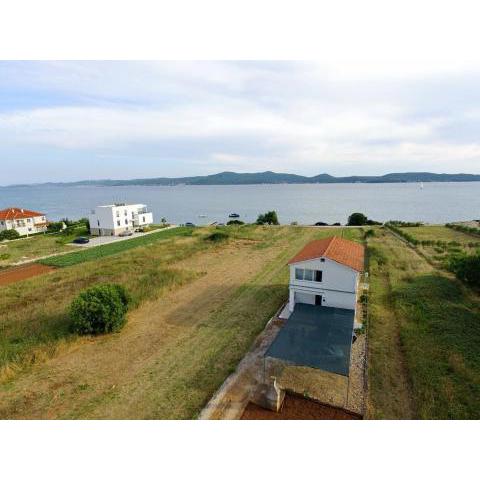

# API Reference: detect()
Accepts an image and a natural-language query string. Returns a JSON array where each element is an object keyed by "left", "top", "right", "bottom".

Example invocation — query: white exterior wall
[
  {"left": 289, "top": 257, "right": 360, "bottom": 311},
  {"left": 0, "top": 215, "right": 47, "bottom": 235},
  {"left": 89, "top": 204, "right": 153, "bottom": 236}
]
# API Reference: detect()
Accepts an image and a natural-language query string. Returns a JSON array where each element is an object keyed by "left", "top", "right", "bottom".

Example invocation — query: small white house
[
  {"left": 0, "top": 207, "right": 48, "bottom": 236},
  {"left": 88, "top": 203, "right": 153, "bottom": 236},
  {"left": 288, "top": 236, "right": 364, "bottom": 312}
]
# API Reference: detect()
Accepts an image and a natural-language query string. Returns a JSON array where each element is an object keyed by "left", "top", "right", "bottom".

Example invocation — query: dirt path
[
  {"left": 0, "top": 263, "right": 55, "bottom": 286},
  {"left": 0, "top": 228, "right": 318, "bottom": 419}
]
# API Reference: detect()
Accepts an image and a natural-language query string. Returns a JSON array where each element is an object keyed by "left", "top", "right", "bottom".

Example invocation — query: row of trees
[{"left": 445, "top": 223, "right": 480, "bottom": 237}]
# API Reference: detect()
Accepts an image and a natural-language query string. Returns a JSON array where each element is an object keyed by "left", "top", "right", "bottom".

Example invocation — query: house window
[
  {"left": 27, "top": 218, "right": 31, "bottom": 223},
  {"left": 124, "top": 210, "right": 127, "bottom": 216},
  {"left": 125, "top": 219, "right": 128, "bottom": 225},
  {"left": 97, "top": 220, "right": 100, "bottom": 227},
  {"left": 117, "top": 220, "right": 121, "bottom": 226},
  {"left": 142, "top": 216, "right": 145, "bottom": 222},
  {"left": 116, "top": 211, "right": 120, "bottom": 217},
  {"left": 304, "top": 269, "right": 313, "bottom": 281},
  {"left": 295, "top": 268, "right": 321, "bottom": 282}
]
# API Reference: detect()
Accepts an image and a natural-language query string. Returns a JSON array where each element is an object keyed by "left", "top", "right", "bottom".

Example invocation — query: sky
[{"left": 1, "top": 60, "right": 480, "bottom": 185}]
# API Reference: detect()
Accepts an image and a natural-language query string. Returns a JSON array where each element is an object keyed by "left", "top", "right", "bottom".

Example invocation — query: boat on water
[{"left": 228, "top": 213, "right": 240, "bottom": 218}]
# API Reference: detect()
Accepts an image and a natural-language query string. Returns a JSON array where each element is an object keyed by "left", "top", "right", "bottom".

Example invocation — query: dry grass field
[{"left": 0, "top": 225, "right": 363, "bottom": 419}]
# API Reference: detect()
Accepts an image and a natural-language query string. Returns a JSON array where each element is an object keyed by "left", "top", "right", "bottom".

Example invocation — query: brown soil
[
  {"left": 241, "top": 394, "right": 362, "bottom": 420},
  {"left": 0, "top": 263, "right": 55, "bottom": 286}
]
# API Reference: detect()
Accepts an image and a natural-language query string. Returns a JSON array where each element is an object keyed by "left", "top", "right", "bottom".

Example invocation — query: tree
[
  {"left": 256, "top": 210, "right": 279, "bottom": 225},
  {"left": 227, "top": 219, "right": 244, "bottom": 225},
  {"left": 70, "top": 283, "right": 130, "bottom": 335},
  {"left": 161, "top": 217, "right": 167, "bottom": 224},
  {"left": 347, "top": 212, "right": 368, "bottom": 226}
]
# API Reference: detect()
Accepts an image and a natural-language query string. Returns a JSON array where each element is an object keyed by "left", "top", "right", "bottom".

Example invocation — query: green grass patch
[
  {"left": 40, "top": 227, "right": 194, "bottom": 267},
  {"left": 395, "top": 275, "right": 480, "bottom": 419}
]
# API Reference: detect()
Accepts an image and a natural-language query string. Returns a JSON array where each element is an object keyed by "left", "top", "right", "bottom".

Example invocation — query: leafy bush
[
  {"left": 0, "top": 229, "right": 20, "bottom": 241},
  {"left": 47, "top": 221, "right": 65, "bottom": 233},
  {"left": 226, "top": 219, "right": 244, "bottom": 225},
  {"left": 388, "top": 220, "right": 424, "bottom": 227},
  {"left": 256, "top": 210, "right": 279, "bottom": 225},
  {"left": 205, "top": 231, "right": 230, "bottom": 242},
  {"left": 70, "top": 283, "right": 130, "bottom": 335},
  {"left": 0, "top": 252, "right": 11, "bottom": 260},
  {"left": 364, "top": 229, "right": 375, "bottom": 239},
  {"left": 447, "top": 253, "right": 480, "bottom": 287}
]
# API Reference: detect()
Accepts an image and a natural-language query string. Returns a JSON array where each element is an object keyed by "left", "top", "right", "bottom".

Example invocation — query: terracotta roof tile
[
  {"left": 288, "top": 236, "right": 364, "bottom": 271},
  {"left": 0, "top": 207, "right": 46, "bottom": 221}
]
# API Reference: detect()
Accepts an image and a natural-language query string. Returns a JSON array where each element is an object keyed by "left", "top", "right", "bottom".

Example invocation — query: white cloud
[{"left": 1, "top": 60, "right": 480, "bottom": 182}]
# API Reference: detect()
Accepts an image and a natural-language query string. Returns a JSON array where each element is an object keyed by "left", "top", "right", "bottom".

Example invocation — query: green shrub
[
  {"left": 205, "top": 231, "right": 230, "bottom": 242},
  {"left": 70, "top": 283, "right": 130, "bottom": 335},
  {"left": 0, "top": 252, "right": 11, "bottom": 260},
  {"left": 226, "top": 219, "right": 244, "bottom": 225},
  {"left": 47, "top": 221, "right": 65, "bottom": 233},
  {"left": 447, "top": 253, "right": 480, "bottom": 287},
  {"left": 0, "top": 229, "right": 20, "bottom": 241},
  {"left": 256, "top": 211, "right": 279, "bottom": 225}
]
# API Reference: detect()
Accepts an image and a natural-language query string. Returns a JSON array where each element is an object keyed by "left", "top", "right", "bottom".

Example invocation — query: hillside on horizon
[{"left": 7, "top": 170, "right": 480, "bottom": 187}]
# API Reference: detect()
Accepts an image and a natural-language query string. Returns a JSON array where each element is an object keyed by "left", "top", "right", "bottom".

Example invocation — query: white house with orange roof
[
  {"left": 0, "top": 207, "right": 48, "bottom": 236},
  {"left": 287, "top": 236, "right": 365, "bottom": 312}
]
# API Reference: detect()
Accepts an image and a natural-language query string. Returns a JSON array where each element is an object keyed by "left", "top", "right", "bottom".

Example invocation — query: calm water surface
[{"left": 1, "top": 182, "right": 479, "bottom": 225}]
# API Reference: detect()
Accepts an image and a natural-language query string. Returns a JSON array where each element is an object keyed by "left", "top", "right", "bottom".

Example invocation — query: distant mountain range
[{"left": 8, "top": 171, "right": 480, "bottom": 187}]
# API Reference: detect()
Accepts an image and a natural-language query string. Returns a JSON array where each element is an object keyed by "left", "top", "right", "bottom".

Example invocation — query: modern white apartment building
[
  {"left": 88, "top": 203, "right": 153, "bottom": 236},
  {"left": 0, "top": 207, "right": 48, "bottom": 236}
]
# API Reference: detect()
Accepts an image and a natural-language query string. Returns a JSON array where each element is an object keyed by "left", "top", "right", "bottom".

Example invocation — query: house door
[{"left": 315, "top": 295, "right": 322, "bottom": 306}]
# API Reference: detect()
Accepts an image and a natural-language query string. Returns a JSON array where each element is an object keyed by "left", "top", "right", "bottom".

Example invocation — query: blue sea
[{"left": 1, "top": 182, "right": 479, "bottom": 225}]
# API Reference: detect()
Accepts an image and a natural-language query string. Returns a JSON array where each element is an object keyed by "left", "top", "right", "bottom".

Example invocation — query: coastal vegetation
[
  {"left": 1, "top": 222, "right": 479, "bottom": 419},
  {"left": 40, "top": 226, "right": 192, "bottom": 267},
  {"left": 70, "top": 284, "right": 130, "bottom": 334},
  {"left": 0, "top": 229, "right": 20, "bottom": 241},
  {"left": 446, "top": 222, "right": 480, "bottom": 237},
  {"left": 0, "top": 225, "right": 362, "bottom": 419},
  {"left": 347, "top": 212, "right": 382, "bottom": 226},
  {"left": 367, "top": 228, "right": 480, "bottom": 419},
  {"left": 256, "top": 210, "right": 279, "bottom": 225}
]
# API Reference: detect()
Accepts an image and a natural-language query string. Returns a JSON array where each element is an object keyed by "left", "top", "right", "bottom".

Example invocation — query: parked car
[
  {"left": 134, "top": 227, "right": 145, "bottom": 233},
  {"left": 73, "top": 236, "right": 90, "bottom": 244},
  {"left": 119, "top": 230, "right": 133, "bottom": 237},
  {"left": 185, "top": 222, "right": 196, "bottom": 227}
]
